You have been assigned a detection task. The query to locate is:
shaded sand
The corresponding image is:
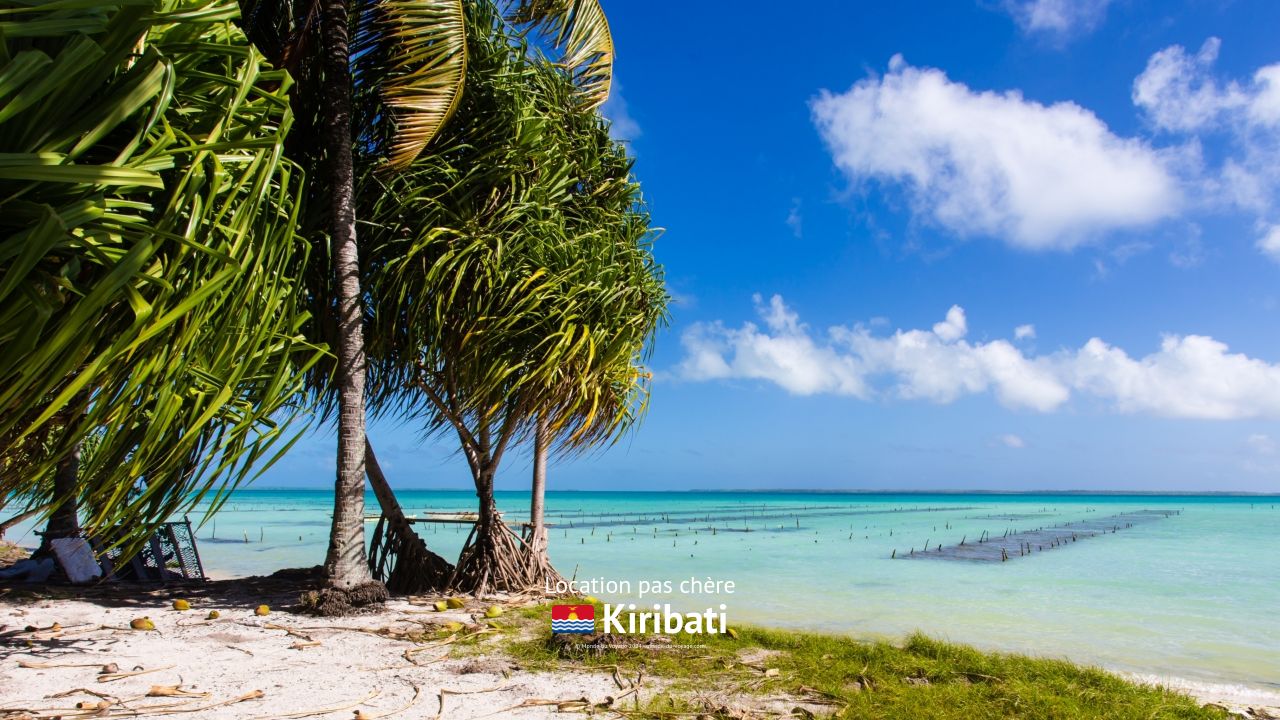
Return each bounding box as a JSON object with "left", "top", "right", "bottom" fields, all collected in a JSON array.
[{"left": 0, "top": 573, "right": 652, "bottom": 719}]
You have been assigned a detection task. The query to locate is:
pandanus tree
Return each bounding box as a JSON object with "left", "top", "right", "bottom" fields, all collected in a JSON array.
[
  {"left": 360, "top": 3, "right": 665, "bottom": 594},
  {"left": 0, "top": 0, "right": 319, "bottom": 557},
  {"left": 236, "top": 0, "right": 616, "bottom": 597}
]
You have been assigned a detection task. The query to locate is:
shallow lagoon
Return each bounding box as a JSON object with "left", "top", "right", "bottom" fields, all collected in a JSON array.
[{"left": 9, "top": 490, "right": 1277, "bottom": 692}]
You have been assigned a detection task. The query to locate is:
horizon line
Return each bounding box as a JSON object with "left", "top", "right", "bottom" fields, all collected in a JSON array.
[{"left": 240, "top": 486, "right": 1280, "bottom": 497}]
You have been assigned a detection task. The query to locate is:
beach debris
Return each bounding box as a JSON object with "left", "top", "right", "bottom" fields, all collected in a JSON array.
[
  {"left": 207, "top": 610, "right": 221, "bottom": 620},
  {"left": 483, "top": 606, "right": 503, "bottom": 618},
  {"left": 172, "top": 599, "right": 191, "bottom": 611},
  {"left": 255, "top": 604, "right": 271, "bottom": 616},
  {"left": 256, "top": 689, "right": 379, "bottom": 719},
  {"left": 17, "top": 660, "right": 105, "bottom": 670},
  {"left": 147, "top": 684, "right": 209, "bottom": 698},
  {"left": 432, "top": 684, "right": 512, "bottom": 720},
  {"left": 98, "top": 664, "right": 175, "bottom": 683},
  {"left": 130, "top": 617, "right": 156, "bottom": 631},
  {"left": 50, "top": 537, "right": 103, "bottom": 584},
  {"left": 264, "top": 622, "right": 314, "bottom": 641},
  {"left": 445, "top": 597, "right": 465, "bottom": 609},
  {"left": 433, "top": 600, "right": 448, "bottom": 612}
]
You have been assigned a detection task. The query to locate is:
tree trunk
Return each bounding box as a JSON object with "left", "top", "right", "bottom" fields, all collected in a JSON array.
[
  {"left": 528, "top": 414, "right": 549, "bottom": 554},
  {"left": 1, "top": 504, "right": 48, "bottom": 540},
  {"left": 365, "top": 439, "right": 452, "bottom": 592},
  {"left": 449, "top": 463, "right": 528, "bottom": 595},
  {"left": 319, "top": 0, "right": 373, "bottom": 591},
  {"left": 521, "top": 413, "right": 563, "bottom": 589},
  {"left": 39, "top": 441, "right": 82, "bottom": 554}
]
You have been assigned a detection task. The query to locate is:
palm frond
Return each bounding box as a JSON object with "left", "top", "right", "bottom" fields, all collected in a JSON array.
[
  {"left": 508, "top": 0, "right": 612, "bottom": 109},
  {"left": 375, "top": 0, "right": 467, "bottom": 170}
]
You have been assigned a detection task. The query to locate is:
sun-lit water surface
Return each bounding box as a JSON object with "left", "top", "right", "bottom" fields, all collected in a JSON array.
[{"left": 7, "top": 490, "right": 1277, "bottom": 690}]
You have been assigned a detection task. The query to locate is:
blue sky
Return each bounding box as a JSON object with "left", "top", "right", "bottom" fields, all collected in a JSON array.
[{"left": 268, "top": 0, "right": 1280, "bottom": 492}]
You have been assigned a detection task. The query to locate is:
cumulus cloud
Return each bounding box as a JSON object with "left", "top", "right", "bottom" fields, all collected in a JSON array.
[
  {"left": 1000, "top": 0, "right": 1114, "bottom": 38},
  {"left": 1015, "top": 324, "right": 1037, "bottom": 340},
  {"left": 1134, "top": 38, "right": 1280, "bottom": 133},
  {"left": 678, "top": 294, "right": 867, "bottom": 398},
  {"left": 811, "top": 56, "right": 1179, "bottom": 250},
  {"left": 678, "top": 295, "right": 1280, "bottom": 420},
  {"left": 1133, "top": 38, "right": 1280, "bottom": 246}
]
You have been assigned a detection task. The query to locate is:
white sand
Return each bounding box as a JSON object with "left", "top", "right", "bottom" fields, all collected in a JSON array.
[
  {"left": 5, "top": 591, "right": 1277, "bottom": 719},
  {"left": 1122, "top": 673, "right": 1280, "bottom": 718},
  {"left": 1, "top": 595, "right": 653, "bottom": 719}
]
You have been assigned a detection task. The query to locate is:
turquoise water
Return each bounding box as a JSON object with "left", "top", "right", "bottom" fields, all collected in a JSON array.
[{"left": 8, "top": 490, "right": 1278, "bottom": 690}]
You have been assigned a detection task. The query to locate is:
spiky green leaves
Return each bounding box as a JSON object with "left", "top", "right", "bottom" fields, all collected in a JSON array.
[
  {"left": 357, "top": 0, "right": 663, "bottom": 465},
  {"left": 0, "top": 0, "right": 319, "bottom": 554}
]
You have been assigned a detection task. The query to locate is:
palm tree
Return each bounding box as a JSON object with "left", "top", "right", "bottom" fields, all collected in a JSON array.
[
  {"left": 238, "top": 0, "right": 468, "bottom": 597},
  {"left": 0, "top": 0, "right": 320, "bottom": 557},
  {"left": 359, "top": 8, "right": 664, "bottom": 593},
  {"left": 238, "top": 0, "right": 616, "bottom": 597}
]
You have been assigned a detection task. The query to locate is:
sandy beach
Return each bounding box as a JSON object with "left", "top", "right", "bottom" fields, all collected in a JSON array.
[
  {"left": 1, "top": 575, "right": 648, "bottom": 720},
  {"left": 3, "top": 570, "right": 1279, "bottom": 720}
]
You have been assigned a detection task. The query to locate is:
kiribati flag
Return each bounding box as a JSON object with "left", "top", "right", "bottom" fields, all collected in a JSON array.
[{"left": 551, "top": 604, "right": 595, "bottom": 634}]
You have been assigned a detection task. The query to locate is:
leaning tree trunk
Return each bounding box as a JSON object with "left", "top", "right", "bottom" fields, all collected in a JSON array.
[
  {"left": 449, "top": 463, "right": 529, "bottom": 595},
  {"left": 365, "top": 439, "right": 452, "bottom": 592},
  {"left": 317, "top": 0, "right": 382, "bottom": 606},
  {"left": 522, "top": 414, "right": 564, "bottom": 589},
  {"left": 1, "top": 504, "right": 48, "bottom": 541},
  {"left": 38, "top": 440, "right": 82, "bottom": 555}
]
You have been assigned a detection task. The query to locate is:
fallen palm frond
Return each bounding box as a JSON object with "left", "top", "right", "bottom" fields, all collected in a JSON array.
[{"left": 146, "top": 686, "right": 207, "bottom": 699}]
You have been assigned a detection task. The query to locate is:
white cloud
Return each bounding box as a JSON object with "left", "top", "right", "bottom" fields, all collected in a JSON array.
[
  {"left": 1001, "top": 0, "right": 1113, "bottom": 37},
  {"left": 678, "top": 295, "right": 1280, "bottom": 420},
  {"left": 1000, "top": 434, "right": 1027, "bottom": 449},
  {"left": 1133, "top": 38, "right": 1244, "bottom": 133},
  {"left": 811, "top": 56, "right": 1179, "bottom": 250},
  {"left": 677, "top": 294, "right": 867, "bottom": 398},
  {"left": 1067, "top": 335, "right": 1280, "bottom": 419},
  {"left": 1257, "top": 224, "right": 1280, "bottom": 262},
  {"left": 601, "top": 82, "right": 641, "bottom": 142},
  {"left": 1015, "top": 324, "right": 1037, "bottom": 340},
  {"left": 932, "top": 305, "right": 968, "bottom": 342},
  {"left": 1134, "top": 38, "right": 1280, "bottom": 133},
  {"left": 1132, "top": 38, "right": 1280, "bottom": 247}
]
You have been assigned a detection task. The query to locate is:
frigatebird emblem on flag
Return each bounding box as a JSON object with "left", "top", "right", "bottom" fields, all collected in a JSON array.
[{"left": 551, "top": 604, "right": 595, "bottom": 634}]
